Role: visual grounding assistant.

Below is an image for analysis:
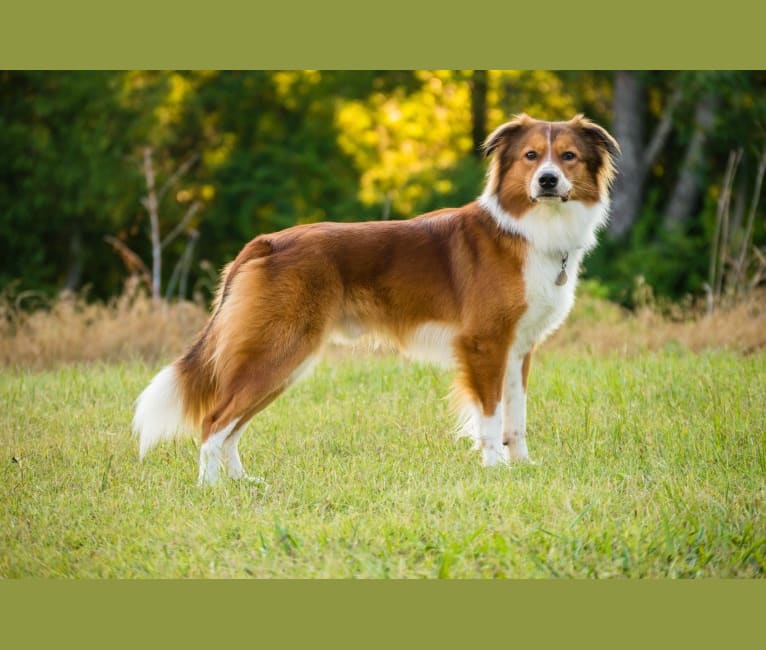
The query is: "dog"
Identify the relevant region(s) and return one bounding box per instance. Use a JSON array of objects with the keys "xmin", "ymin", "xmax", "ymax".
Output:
[{"xmin": 133, "ymin": 113, "xmax": 619, "ymax": 485}]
